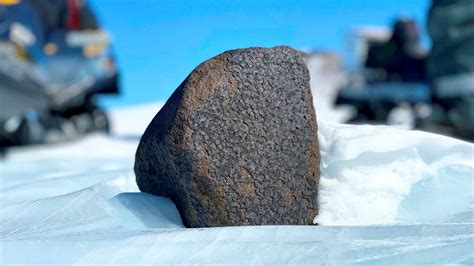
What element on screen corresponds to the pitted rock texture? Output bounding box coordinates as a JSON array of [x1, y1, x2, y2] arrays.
[[134, 46, 320, 227]]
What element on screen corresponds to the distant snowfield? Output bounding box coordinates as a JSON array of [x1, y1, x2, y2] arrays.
[[1, 103, 473, 264]]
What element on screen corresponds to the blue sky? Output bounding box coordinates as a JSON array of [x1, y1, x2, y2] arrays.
[[91, 0, 430, 107]]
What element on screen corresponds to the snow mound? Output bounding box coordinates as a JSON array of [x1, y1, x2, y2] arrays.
[[316, 122, 473, 225], [1, 103, 473, 264]]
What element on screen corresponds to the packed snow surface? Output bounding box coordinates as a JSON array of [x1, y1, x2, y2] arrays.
[[1, 103, 473, 264]]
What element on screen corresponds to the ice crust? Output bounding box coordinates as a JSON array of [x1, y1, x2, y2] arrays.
[[1, 103, 473, 264]]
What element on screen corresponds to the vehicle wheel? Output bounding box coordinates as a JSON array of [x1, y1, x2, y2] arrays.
[[15, 114, 45, 145], [58, 100, 110, 135], [90, 107, 110, 133]]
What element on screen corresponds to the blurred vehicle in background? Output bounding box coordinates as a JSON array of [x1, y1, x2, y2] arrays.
[[335, 3, 474, 141], [336, 18, 431, 129], [421, 0, 474, 140], [0, 0, 119, 148]]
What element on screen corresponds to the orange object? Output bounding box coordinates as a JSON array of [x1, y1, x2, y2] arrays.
[[0, 0, 21, 6]]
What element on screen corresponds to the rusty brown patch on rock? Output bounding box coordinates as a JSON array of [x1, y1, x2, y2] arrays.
[[302, 198, 310, 208], [276, 179, 284, 188], [195, 144, 211, 177], [180, 53, 238, 116], [239, 167, 252, 180], [283, 187, 296, 204], [238, 182, 259, 200], [167, 53, 239, 156]]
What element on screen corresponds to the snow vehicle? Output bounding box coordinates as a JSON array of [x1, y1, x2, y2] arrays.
[[420, 0, 474, 141], [0, 0, 119, 148], [335, 19, 431, 128], [336, 15, 473, 141]]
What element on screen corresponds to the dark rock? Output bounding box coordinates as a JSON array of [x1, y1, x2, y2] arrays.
[[134, 46, 320, 227]]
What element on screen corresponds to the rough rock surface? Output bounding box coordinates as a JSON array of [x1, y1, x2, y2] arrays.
[[134, 46, 320, 227]]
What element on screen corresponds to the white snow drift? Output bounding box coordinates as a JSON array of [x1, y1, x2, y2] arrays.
[[0, 103, 473, 264]]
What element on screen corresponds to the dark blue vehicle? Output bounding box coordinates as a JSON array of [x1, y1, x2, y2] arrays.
[[335, 19, 430, 126], [0, 0, 119, 147]]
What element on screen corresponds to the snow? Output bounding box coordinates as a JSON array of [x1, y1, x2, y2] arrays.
[[1, 103, 473, 264], [305, 52, 356, 123], [316, 122, 473, 226]]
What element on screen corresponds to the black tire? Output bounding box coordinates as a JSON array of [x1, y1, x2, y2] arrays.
[[91, 107, 110, 133]]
